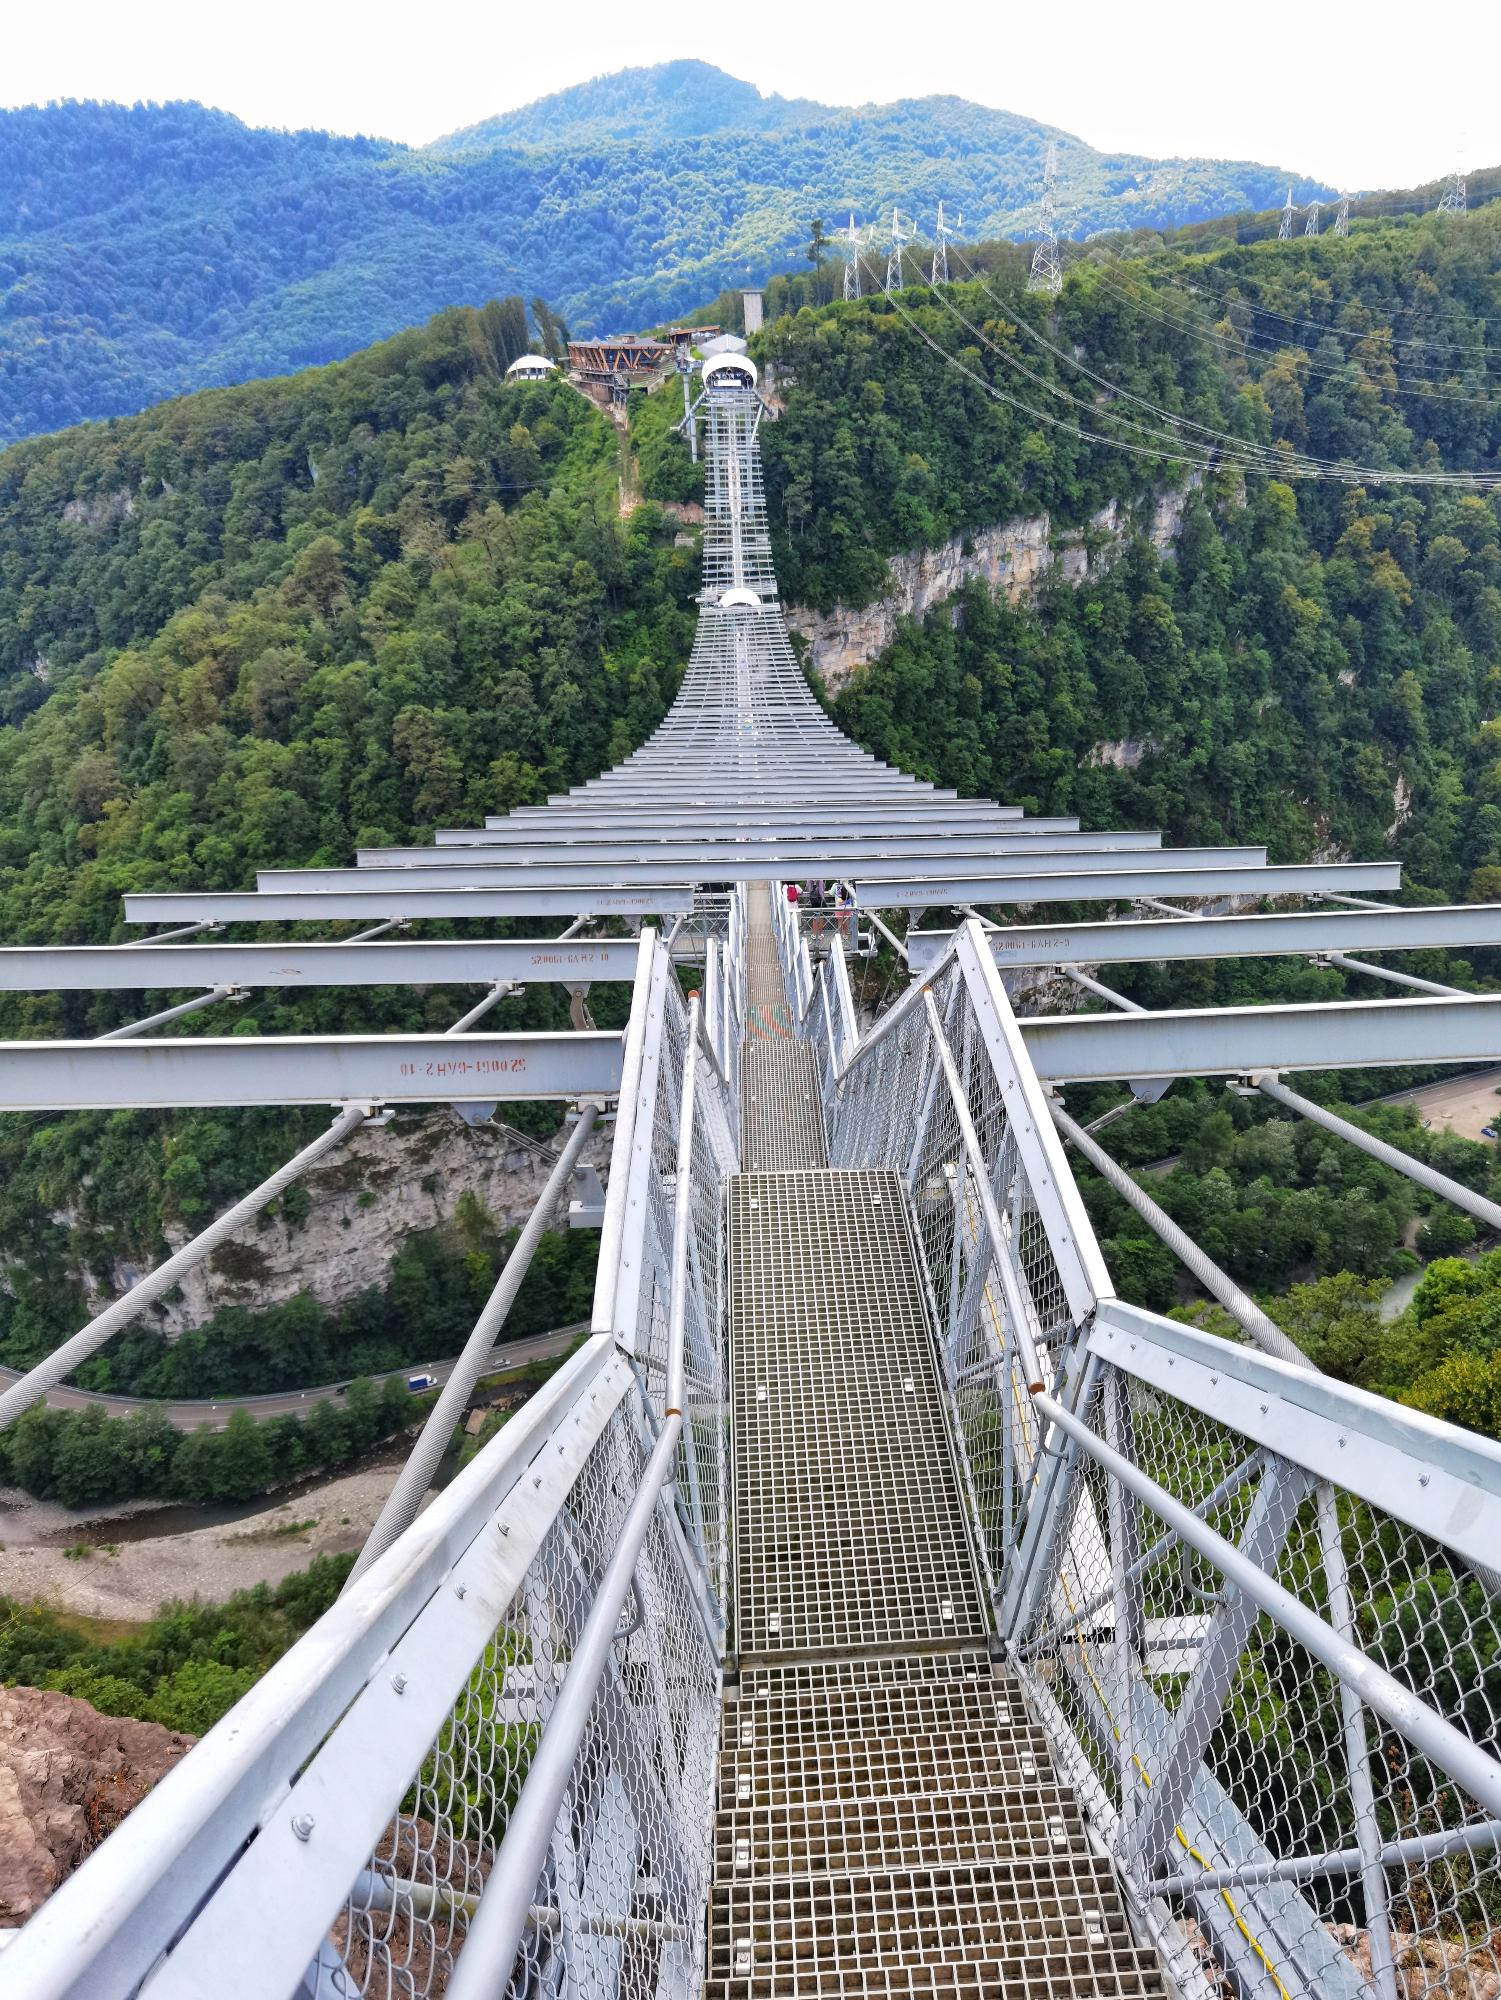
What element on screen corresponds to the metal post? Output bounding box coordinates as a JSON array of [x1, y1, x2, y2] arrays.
[[128, 920, 225, 946], [97, 985, 243, 1040], [1052, 1103, 1305, 1364], [345, 1106, 601, 1588], [1257, 1073, 1501, 1236], [0, 1107, 370, 1429], [443, 1425, 678, 2000], [1323, 952, 1463, 996], [591, 935, 658, 1335], [445, 983, 516, 1035], [1315, 1480, 1400, 1999], [1061, 966, 1146, 1013], [921, 989, 1047, 1392]]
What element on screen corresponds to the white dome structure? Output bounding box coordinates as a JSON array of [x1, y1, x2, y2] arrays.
[[702, 352, 758, 394], [506, 353, 557, 379], [719, 587, 762, 610]]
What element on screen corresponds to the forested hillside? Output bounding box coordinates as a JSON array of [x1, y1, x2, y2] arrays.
[[0, 70, 1323, 442], [0, 297, 690, 1394], [757, 207, 1501, 896]]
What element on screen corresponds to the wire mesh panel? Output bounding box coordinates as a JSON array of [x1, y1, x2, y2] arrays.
[[1011, 1359, 1501, 2000], [827, 933, 1094, 1619], [342, 1397, 721, 2000], [617, 959, 739, 1623]]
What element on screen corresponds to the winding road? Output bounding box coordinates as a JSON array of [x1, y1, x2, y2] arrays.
[[0, 1323, 589, 1432]]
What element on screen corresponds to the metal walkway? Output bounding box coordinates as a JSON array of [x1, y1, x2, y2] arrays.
[[713, 1029, 1168, 1992], [741, 883, 827, 1172]]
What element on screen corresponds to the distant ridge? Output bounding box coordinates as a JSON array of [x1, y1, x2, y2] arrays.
[[0, 64, 1334, 442]]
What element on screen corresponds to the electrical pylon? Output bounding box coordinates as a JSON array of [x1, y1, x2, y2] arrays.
[[1027, 142, 1062, 296], [931, 200, 961, 285], [885, 208, 911, 295], [1437, 168, 1467, 214], [1305, 198, 1321, 236], [841, 213, 862, 300], [1278, 186, 1296, 240], [1332, 193, 1351, 237]]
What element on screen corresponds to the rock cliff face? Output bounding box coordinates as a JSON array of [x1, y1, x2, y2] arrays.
[[785, 482, 1201, 696], [72, 1110, 612, 1335], [0, 1687, 193, 1925]]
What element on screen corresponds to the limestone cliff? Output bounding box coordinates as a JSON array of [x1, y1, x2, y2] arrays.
[[72, 1111, 612, 1335], [785, 482, 1201, 696]]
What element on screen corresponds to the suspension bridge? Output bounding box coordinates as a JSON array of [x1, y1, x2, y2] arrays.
[[4, 348, 1501, 1999]]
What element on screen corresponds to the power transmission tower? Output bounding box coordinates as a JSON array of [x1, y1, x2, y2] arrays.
[[1304, 198, 1321, 237], [841, 213, 863, 300], [1278, 186, 1296, 240], [931, 200, 961, 285], [1332, 192, 1351, 237], [1437, 167, 1467, 214], [885, 208, 911, 295], [1028, 141, 1062, 296]]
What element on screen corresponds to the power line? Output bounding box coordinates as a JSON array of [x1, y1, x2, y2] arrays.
[[860, 252, 1501, 489], [937, 252, 1491, 486], [1080, 259, 1501, 407]]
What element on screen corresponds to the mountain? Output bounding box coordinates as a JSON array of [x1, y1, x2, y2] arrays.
[[0, 69, 1329, 443]]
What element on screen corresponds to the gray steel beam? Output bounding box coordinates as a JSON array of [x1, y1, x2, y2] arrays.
[[359, 830, 1160, 868], [909, 902, 1501, 971], [0, 939, 643, 993], [0, 1033, 624, 1110], [1019, 991, 1501, 1080], [121, 887, 693, 923], [862, 861, 1402, 910], [477, 809, 1031, 835], [263, 845, 1262, 895]]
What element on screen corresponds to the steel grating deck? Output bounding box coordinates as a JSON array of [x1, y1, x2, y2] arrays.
[[709, 1024, 1167, 1995], [742, 883, 828, 1172]]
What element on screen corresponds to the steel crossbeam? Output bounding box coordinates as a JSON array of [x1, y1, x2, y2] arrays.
[[121, 887, 694, 923], [908, 902, 1501, 970], [263, 846, 1264, 895], [478, 806, 1030, 831], [433, 817, 1079, 847], [362, 831, 1158, 867], [0, 1032, 625, 1109], [0, 939, 645, 992], [1018, 990, 1501, 1079], [860, 860, 1402, 908]]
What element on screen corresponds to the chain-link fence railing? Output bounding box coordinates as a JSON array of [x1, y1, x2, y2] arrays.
[[1011, 1313, 1501, 2000]]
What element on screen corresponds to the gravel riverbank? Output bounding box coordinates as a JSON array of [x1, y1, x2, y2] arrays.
[[0, 1462, 420, 1621]]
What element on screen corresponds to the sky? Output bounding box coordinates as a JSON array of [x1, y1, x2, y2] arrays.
[[3, 0, 1498, 192]]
